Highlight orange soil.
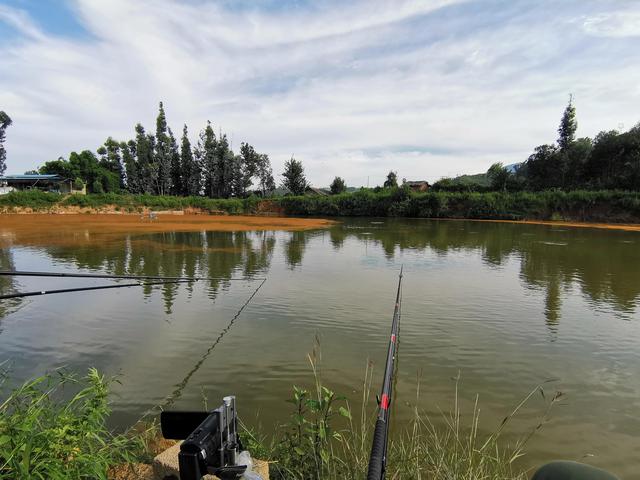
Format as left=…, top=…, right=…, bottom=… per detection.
left=0, top=214, right=335, bottom=248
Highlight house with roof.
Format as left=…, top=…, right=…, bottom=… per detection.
left=0, top=174, right=86, bottom=195
left=404, top=180, right=430, bottom=192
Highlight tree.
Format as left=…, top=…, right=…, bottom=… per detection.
left=383, top=171, right=398, bottom=188
left=558, top=95, right=577, bottom=151
left=180, top=125, right=200, bottom=196
left=201, top=122, right=218, bottom=198
left=154, top=102, right=172, bottom=195
left=168, top=128, right=181, bottom=195
left=216, top=134, right=234, bottom=198
left=487, top=163, right=509, bottom=192
left=256, top=154, right=275, bottom=196
left=330, top=176, right=347, bottom=194
left=134, top=124, right=155, bottom=194
left=522, top=144, right=559, bottom=190
left=281, top=157, right=308, bottom=195
left=121, top=140, right=140, bottom=193
left=97, top=137, right=124, bottom=188
left=0, top=111, right=12, bottom=176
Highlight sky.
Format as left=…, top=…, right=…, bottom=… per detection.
left=1, top=0, right=640, bottom=187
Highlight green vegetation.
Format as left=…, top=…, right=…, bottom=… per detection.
left=0, top=351, right=559, bottom=479
left=2, top=189, right=640, bottom=223
left=33, top=102, right=276, bottom=197
left=279, top=188, right=640, bottom=223
left=0, top=368, right=154, bottom=479
left=0, top=190, right=262, bottom=214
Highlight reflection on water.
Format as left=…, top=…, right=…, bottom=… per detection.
left=0, top=218, right=639, bottom=477
left=0, top=249, right=22, bottom=323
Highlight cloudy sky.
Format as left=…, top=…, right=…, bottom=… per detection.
left=1, top=0, right=639, bottom=186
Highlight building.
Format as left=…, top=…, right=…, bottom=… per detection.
left=0, top=174, right=86, bottom=195
left=404, top=180, right=430, bottom=192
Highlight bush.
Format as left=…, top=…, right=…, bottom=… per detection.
left=0, top=368, right=151, bottom=479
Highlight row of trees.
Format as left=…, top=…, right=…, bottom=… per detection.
left=39, top=103, right=278, bottom=197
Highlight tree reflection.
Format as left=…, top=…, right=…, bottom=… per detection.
left=325, top=219, right=640, bottom=324
left=0, top=249, right=22, bottom=323
left=32, top=229, right=275, bottom=312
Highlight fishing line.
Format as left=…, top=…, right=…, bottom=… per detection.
left=140, top=277, right=267, bottom=420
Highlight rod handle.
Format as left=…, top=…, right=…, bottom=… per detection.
left=366, top=418, right=387, bottom=480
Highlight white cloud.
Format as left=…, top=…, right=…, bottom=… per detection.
left=1, top=0, right=640, bottom=187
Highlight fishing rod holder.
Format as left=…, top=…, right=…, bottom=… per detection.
left=161, top=395, right=248, bottom=480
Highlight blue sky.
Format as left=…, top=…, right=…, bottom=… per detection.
left=1, top=0, right=640, bottom=186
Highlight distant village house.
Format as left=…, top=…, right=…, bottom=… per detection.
left=404, top=180, right=430, bottom=192
left=0, top=174, right=86, bottom=195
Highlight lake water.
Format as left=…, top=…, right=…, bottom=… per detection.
left=1, top=218, right=639, bottom=477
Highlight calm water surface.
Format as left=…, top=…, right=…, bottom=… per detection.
left=1, top=218, right=639, bottom=477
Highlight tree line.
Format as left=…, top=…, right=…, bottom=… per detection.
left=34, top=102, right=282, bottom=197
left=435, top=98, right=640, bottom=193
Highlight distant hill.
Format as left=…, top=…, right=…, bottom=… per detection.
left=447, top=162, right=521, bottom=187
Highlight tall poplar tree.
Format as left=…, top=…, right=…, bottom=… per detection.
left=558, top=95, right=577, bottom=151
left=154, top=102, right=172, bottom=195
left=121, top=140, right=140, bottom=193
left=134, top=123, right=155, bottom=194
left=168, top=128, right=181, bottom=195
left=201, top=122, right=218, bottom=198
left=180, top=124, right=200, bottom=196
left=0, top=111, right=13, bottom=176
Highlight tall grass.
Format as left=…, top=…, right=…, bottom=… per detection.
left=0, top=368, right=155, bottom=479
left=245, top=342, right=562, bottom=480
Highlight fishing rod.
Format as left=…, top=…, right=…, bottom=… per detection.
left=0, top=271, right=265, bottom=282
left=367, top=266, right=403, bottom=480
left=0, top=279, right=189, bottom=300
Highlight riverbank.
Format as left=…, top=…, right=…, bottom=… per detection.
left=2, top=189, right=640, bottom=227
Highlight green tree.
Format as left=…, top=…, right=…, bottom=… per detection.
left=281, top=157, right=308, bottom=195
left=383, top=171, right=398, bottom=188
left=180, top=125, right=200, bottom=196
left=256, top=154, right=275, bottom=196
left=214, top=134, right=234, bottom=198
left=330, top=176, right=346, bottom=194
left=134, top=124, right=155, bottom=194
left=487, top=163, right=509, bottom=192
left=201, top=122, right=218, bottom=198
left=121, top=140, right=140, bottom=193
left=154, top=102, right=172, bottom=195
left=558, top=95, right=577, bottom=151
left=97, top=137, right=124, bottom=188
left=0, top=111, right=12, bottom=176
left=168, top=128, right=181, bottom=195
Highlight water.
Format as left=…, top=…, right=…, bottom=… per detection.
left=1, top=218, right=639, bottom=477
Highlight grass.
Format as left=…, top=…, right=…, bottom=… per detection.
left=0, top=367, right=156, bottom=480
left=244, top=342, right=562, bottom=480
left=0, top=350, right=561, bottom=480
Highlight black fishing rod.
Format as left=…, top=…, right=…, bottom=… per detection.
left=367, top=266, right=403, bottom=480
left=0, top=271, right=264, bottom=282
left=0, top=279, right=188, bottom=300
